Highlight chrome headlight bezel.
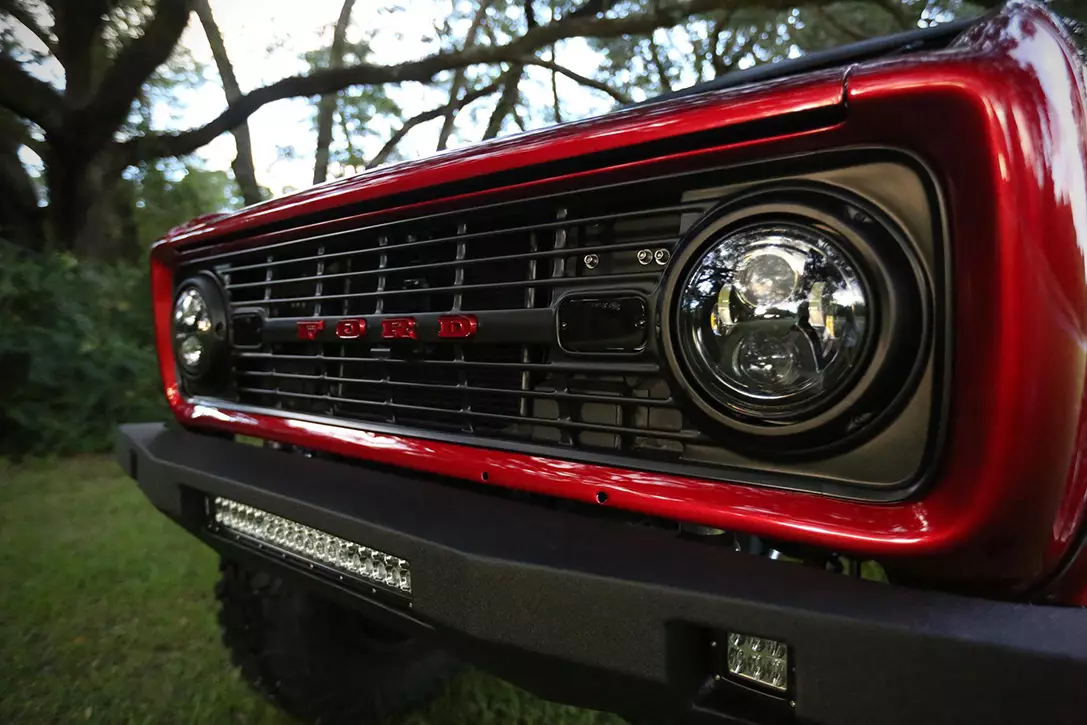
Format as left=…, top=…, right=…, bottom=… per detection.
left=676, top=221, right=873, bottom=421
left=660, top=185, right=930, bottom=453
left=172, top=272, right=230, bottom=382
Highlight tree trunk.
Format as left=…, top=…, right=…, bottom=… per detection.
left=312, top=0, right=357, bottom=185
left=46, top=141, right=124, bottom=260
left=436, top=0, right=494, bottom=152
left=194, top=0, right=262, bottom=205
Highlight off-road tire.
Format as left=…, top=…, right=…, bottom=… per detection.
left=215, top=557, right=459, bottom=724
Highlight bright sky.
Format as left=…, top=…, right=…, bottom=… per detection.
left=173, top=0, right=621, bottom=197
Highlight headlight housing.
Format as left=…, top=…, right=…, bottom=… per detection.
left=172, top=273, right=229, bottom=382
left=662, top=185, right=928, bottom=453
left=677, top=223, right=870, bottom=421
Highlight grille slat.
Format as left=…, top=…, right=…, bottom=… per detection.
left=231, top=270, right=662, bottom=307
left=376, top=236, right=392, bottom=423
left=453, top=224, right=471, bottom=432
left=222, top=236, right=680, bottom=291
left=234, top=352, right=661, bottom=374
left=189, top=202, right=701, bottom=266
left=520, top=228, right=539, bottom=418
left=551, top=208, right=574, bottom=447
left=235, top=386, right=699, bottom=441
left=234, top=369, right=676, bottom=407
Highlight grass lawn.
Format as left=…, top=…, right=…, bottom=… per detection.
left=0, top=456, right=623, bottom=725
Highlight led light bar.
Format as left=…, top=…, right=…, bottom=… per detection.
left=210, top=496, right=411, bottom=596
left=726, top=632, right=789, bottom=692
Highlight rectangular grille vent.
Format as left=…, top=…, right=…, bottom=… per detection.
left=181, top=174, right=720, bottom=463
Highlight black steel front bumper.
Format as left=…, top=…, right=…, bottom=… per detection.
left=117, top=422, right=1087, bottom=725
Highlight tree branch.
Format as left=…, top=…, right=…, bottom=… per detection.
left=686, top=22, right=706, bottom=83
left=648, top=31, right=673, bottom=92
left=0, top=52, right=63, bottom=130
left=524, top=0, right=536, bottom=30
left=548, top=45, right=562, bottom=122
left=125, top=0, right=832, bottom=164
left=78, top=0, right=193, bottom=150
left=339, top=110, right=360, bottom=172
left=708, top=19, right=726, bottom=76
left=313, top=0, right=357, bottom=185
left=194, top=0, right=261, bottom=205
left=50, top=0, right=111, bottom=106
left=436, top=0, right=493, bottom=152
left=0, top=112, right=44, bottom=246
left=368, top=80, right=501, bottom=168
left=1, top=1, right=55, bottom=50
left=512, top=107, right=528, bottom=131
left=816, top=6, right=868, bottom=42
left=483, top=64, right=523, bottom=139
left=481, top=0, right=539, bottom=140
left=567, top=0, right=616, bottom=20
left=871, top=0, right=915, bottom=31
left=521, top=56, right=630, bottom=104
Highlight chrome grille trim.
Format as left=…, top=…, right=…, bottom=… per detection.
left=233, top=352, right=662, bottom=375
left=230, top=270, right=665, bottom=307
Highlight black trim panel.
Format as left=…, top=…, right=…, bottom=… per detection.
left=257, top=308, right=555, bottom=345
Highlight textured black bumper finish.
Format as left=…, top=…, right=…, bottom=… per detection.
left=118, top=422, right=1087, bottom=725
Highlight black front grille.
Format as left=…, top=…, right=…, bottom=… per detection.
left=180, top=172, right=720, bottom=464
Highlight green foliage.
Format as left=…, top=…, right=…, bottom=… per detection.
left=330, top=82, right=403, bottom=171
left=118, top=158, right=241, bottom=249
left=0, top=247, right=165, bottom=457
left=0, top=455, right=624, bottom=725
left=302, top=35, right=401, bottom=174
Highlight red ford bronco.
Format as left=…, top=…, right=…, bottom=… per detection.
left=117, top=2, right=1087, bottom=723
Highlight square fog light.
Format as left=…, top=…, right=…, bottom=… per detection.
left=726, top=632, right=789, bottom=692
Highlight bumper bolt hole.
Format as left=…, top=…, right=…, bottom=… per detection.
left=481, top=471, right=489, bottom=481
left=596, top=491, right=608, bottom=504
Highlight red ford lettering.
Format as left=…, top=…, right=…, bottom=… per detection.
left=437, top=314, right=478, bottom=339
left=381, top=317, right=418, bottom=340
left=296, top=320, right=325, bottom=340
left=335, top=318, right=366, bottom=339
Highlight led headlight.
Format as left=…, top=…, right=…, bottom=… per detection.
left=175, top=288, right=212, bottom=371
left=172, top=273, right=228, bottom=380
left=662, top=186, right=928, bottom=449
left=677, top=223, right=869, bottom=421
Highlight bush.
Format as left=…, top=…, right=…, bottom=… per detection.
left=0, top=245, right=166, bottom=457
